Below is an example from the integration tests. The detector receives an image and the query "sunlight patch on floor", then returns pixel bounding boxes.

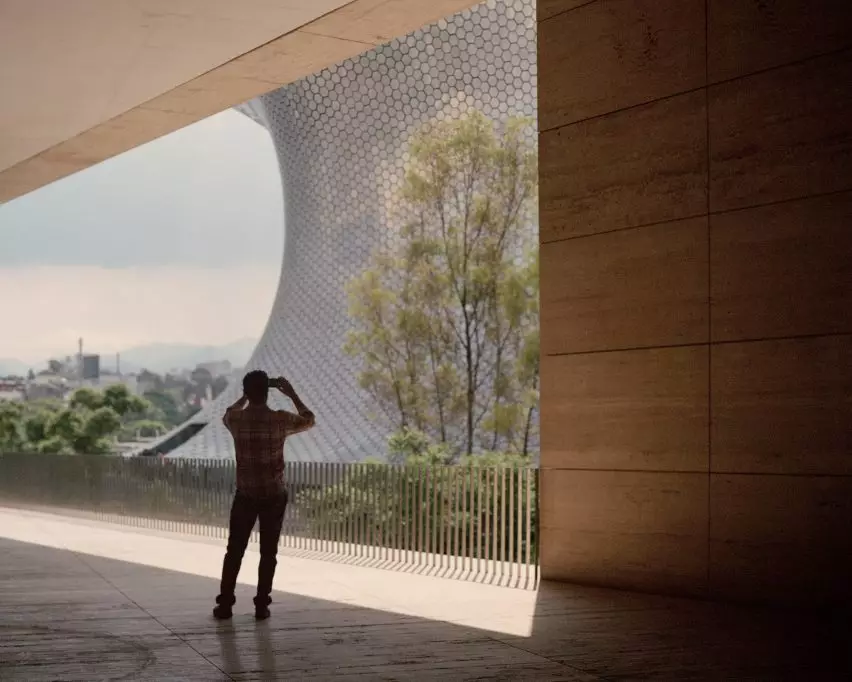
[0,506,537,637]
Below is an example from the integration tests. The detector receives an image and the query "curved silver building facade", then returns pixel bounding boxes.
[170,0,537,461]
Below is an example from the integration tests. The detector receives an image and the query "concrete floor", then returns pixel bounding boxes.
[0,507,849,681]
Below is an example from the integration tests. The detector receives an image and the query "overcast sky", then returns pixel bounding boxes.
[0,109,283,365]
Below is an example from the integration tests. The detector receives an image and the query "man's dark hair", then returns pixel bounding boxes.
[243,370,269,403]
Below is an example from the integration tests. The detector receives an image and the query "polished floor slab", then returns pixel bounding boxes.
[0,507,849,680]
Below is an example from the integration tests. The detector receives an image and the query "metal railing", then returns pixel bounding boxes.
[0,453,539,588]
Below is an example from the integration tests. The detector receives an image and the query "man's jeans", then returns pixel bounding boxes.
[217,489,288,607]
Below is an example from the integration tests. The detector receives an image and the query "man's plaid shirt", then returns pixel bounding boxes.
[223,405,314,497]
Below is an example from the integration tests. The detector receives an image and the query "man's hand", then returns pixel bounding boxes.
[272,377,314,425]
[271,377,294,397]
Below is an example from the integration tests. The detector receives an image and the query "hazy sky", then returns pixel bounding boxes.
[0,109,283,365]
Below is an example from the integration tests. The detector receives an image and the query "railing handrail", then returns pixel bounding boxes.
[0,453,539,589]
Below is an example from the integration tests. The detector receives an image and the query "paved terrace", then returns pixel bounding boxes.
[0,507,850,681]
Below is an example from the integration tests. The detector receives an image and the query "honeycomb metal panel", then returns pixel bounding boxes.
[170,0,537,461]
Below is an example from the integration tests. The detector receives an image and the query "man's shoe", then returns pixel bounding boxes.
[214,594,235,620]
[213,604,233,620]
[254,595,271,620]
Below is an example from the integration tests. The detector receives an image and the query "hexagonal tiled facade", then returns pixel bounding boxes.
[170,0,537,461]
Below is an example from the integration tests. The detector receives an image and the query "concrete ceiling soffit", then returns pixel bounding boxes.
[0,0,479,204]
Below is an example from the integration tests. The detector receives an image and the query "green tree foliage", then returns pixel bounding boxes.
[0,385,159,455]
[298,429,537,561]
[102,384,149,417]
[142,390,182,427]
[37,405,117,454]
[34,435,73,455]
[0,401,26,452]
[23,409,51,444]
[387,426,452,465]
[344,111,539,457]
[47,408,84,443]
[69,387,103,411]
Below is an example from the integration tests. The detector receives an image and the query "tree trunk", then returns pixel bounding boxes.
[465,328,475,456]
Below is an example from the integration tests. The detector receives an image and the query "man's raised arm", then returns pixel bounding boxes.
[271,378,315,434]
[222,394,248,430]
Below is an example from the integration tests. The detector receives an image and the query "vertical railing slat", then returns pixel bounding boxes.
[509,466,515,585]
[468,464,475,577]
[524,468,530,583]
[500,466,507,585]
[320,462,327,555]
[460,466,468,575]
[311,462,318,554]
[476,464,483,578]
[452,467,460,576]
[484,468,492,581]
[368,464,375,561]
[396,465,404,565]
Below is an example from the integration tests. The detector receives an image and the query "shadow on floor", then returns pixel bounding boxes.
[0,536,850,681]
[524,580,852,681]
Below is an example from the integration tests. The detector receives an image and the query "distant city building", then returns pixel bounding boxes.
[0,379,25,401]
[136,370,161,395]
[24,375,68,401]
[163,369,191,383]
[81,354,100,380]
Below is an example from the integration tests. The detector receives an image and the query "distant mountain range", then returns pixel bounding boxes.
[0,358,30,377]
[0,338,258,377]
[108,338,259,374]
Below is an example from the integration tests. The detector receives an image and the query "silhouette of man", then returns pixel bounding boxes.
[213,370,315,620]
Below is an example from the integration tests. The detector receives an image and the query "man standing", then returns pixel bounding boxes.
[213,370,315,620]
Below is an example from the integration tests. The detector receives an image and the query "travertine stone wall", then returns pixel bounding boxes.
[538,0,852,605]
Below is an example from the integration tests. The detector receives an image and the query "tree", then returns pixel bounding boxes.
[191,367,213,388]
[0,401,25,452]
[34,436,73,455]
[388,426,451,466]
[34,404,120,455]
[47,408,84,443]
[0,387,145,455]
[143,390,181,427]
[185,368,213,406]
[345,110,539,457]
[83,406,122,440]
[211,375,229,400]
[69,387,103,411]
[101,384,148,417]
[23,409,51,444]
[138,369,163,391]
